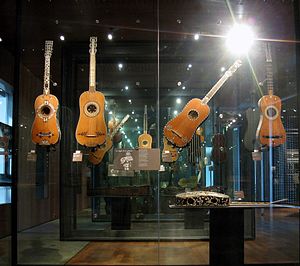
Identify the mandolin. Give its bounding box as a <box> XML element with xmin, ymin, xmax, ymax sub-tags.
<box><xmin>89</xmin><ymin>114</ymin><xmax>130</xmax><ymax>165</ymax></box>
<box><xmin>75</xmin><ymin>37</ymin><xmax>107</xmax><ymax>147</ymax></box>
<box><xmin>32</xmin><ymin>41</ymin><xmax>60</xmax><ymax>146</ymax></box>
<box><xmin>164</xmin><ymin>60</ymin><xmax>242</xmax><ymax>147</ymax></box>
<box><xmin>257</xmin><ymin>43</ymin><xmax>286</xmax><ymax>147</ymax></box>
<box><xmin>138</xmin><ymin>105</ymin><xmax>152</xmax><ymax>149</ymax></box>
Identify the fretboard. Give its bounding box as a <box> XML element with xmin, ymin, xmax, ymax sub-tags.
<box><xmin>202</xmin><ymin>60</ymin><xmax>242</xmax><ymax>105</ymax></box>
<box><xmin>266</xmin><ymin>62</ymin><xmax>274</xmax><ymax>96</ymax></box>
<box><xmin>143</xmin><ymin>105</ymin><xmax>148</xmax><ymax>134</ymax></box>
<box><xmin>43</xmin><ymin>55</ymin><xmax>51</xmax><ymax>95</ymax></box>
<box><xmin>89</xmin><ymin>53</ymin><xmax>96</xmax><ymax>92</ymax></box>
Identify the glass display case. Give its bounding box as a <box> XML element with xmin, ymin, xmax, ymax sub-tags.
<box><xmin>0</xmin><ymin>0</ymin><xmax>299</xmax><ymax>265</ymax></box>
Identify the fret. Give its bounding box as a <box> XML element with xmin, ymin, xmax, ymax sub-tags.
<box><xmin>89</xmin><ymin>37</ymin><xmax>97</xmax><ymax>92</ymax></box>
<box><xmin>43</xmin><ymin>41</ymin><xmax>53</xmax><ymax>95</ymax></box>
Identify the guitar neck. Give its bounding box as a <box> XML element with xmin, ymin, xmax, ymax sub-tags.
<box><xmin>143</xmin><ymin>105</ymin><xmax>148</xmax><ymax>134</ymax></box>
<box><xmin>111</xmin><ymin>114</ymin><xmax>130</xmax><ymax>138</ymax></box>
<box><xmin>202</xmin><ymin>59</ymin><xmax>242</xmax><ymax>105</ymax></box>
<box><xmin>43</xmin><ymin>41</ymin><xmax>53</xmax><ymax>95</ymax></box>
<box><xmin>266</xmin><ymin>62</ymin><xmax>274</xmax><ymax>96</ymax></box>
<box><xmin>89</xmin><ymin>52</ymin><xmax>96</xmax><ymax>92</ymax></box>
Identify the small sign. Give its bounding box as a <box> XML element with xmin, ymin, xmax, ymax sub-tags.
<box><xmin>137</xmin><ymin>148</ymin><xmax>160</xmax><ymax>170</ymax></box>
<box><xmin>113</xmin><ymin>149</ymin><xmax>136</xmax><ymax>171</ymax></box>
<box><xmin>108</xmin><ymin>164</ymin><xmax>134</xmax><ymax>177</ymax></box>
<box><xmin>162</xmin><ymin>150</ymin><xmax>173</xmax><ymax>163</ymax></box>
<box><xmin>72</xmin><ymin>150</ymin><xmax>83</xmax><ymax>162</ymax></box>
<box><xmin>252</xmin><ymin>150</ymin><xmax>262</xmax><ymax>161</ymax></box>
<box><xmin>234</xmin><ymin>191</ymin><xmax>245</xmax><ymax>200</ymax></box>
<box><xmin>27</xmin><ymin>150</ymin><xmax>37</xmax><ymax>162</ymax></box>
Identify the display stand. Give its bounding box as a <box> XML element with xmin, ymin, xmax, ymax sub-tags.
<box><xmin>169</xmin><ymin>203</ymin><xmax>292</xmax><ymax>266</ymax></box>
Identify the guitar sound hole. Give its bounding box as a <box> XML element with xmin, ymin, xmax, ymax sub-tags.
<box><xmin>188</xmin><ymin>110</ymin><xmax>199</xmax><ymax>120</ymax></box>
<box><xmin>41</xmin><ymin>106</ymin><xmax>51</xmax><ymax>115</ymax></box>
<box><xmin>266</xmin><ymin>107</ymin><xmax>277</xmax><ymax>118</ymax></box>
<box><xmin>143</xmin><ymin>140</ymin><xmax>148</xmax><ymax>145</ymax></box>
<box><xmin>87</xmin><ymin>104</ymin><xmax>97</xmax><ymax>114</ymax></box>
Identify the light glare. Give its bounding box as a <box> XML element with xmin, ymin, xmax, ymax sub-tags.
<box><xmin>226</xmin><ymin>24</ymin><xmax>254</xmax><ymax>54</ymax></box>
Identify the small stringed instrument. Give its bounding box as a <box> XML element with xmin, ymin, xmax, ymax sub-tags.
<box><xmin>162</xmin><ymin>137</ymin><xmax>178</xmax><ymax>162</ymax></box>
<box><xmin>162</xmin><ymin>107</ymin><xmax>178</xmax><ymax>162</ymax></box>
<box><xmin>138</xmin><ymin>105</ymin><xmax>152</xmax><ymax>149</ymax></box>
<box><xmin>32</xmin><ymin>41</ymin><xmax>60</xmax><ymax>145</ymax></box>
<box><xmin>75</xmin><ymin>37</ymin><xmax>107</xmax><ymax>147</ymax></box>
<box><xmin>108</xmin><ymin>110</ymin><xmax>122</xmax><ymax>144</ymax></box>
<box><xmin>257</xmin><ymin>43</ymin><xmax>286</xmax><ymax>147</ymax></box>
<box><xmin>164</xmin><ymin>60</ymin><xmax>242</xmax><ymax>147</ymax></box>
<box><xmin>89</xmin><ymin>114</ymin><xmax>130</xmax><ymax>165</ymax></box>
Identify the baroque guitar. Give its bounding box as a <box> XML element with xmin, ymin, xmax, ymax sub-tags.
<box><xmin>164</xmin><ymin>60</ymin><xmax>242</xmax><ymax>148</ymax></box>
<box><xmin>31</xmin><ymin>41</ymin><xmax>60</xmax><ymax>145</ymax></box>
<box><xmin>75</xmin><ymin>37</ymin><xmax>107</xmax><ymax>147</ymax></box>
<box><xmin>89</xmin><ymin>114</ymin><xmax>130</xmax><ymax>165</ymax></box>
<box><xmin>257</xmin><ymin>43</ymin><xmax>286</xmax><ymax>147</ymax></box>
<box><xmin>138</xmin><ymin>105</ymin><xmax>152</xmax><ymax>149</ymax></box>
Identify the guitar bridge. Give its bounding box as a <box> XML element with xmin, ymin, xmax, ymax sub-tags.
<box><xmin>262</xmin><ymin>135</ymin><xmax>283</xmax><ymax>139</ymax></box>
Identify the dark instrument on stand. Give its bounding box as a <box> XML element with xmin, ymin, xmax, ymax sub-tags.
<box><xmin>244</xmin><ymin>92</ymin><xmax>260</xmax><ymax>151</ymax></box>
<box><xmin>89</xmin><ymin>114</ymin><xmax>130</xmax><ymax>165</ymax></box>
<box><xmin>211</xmin><ymin>133</ymin><xmax>227</xmax><ymax>164</ymax></box>
<box><xmin>31</xmin><ymin>41</ymin><xmax>60</xmax><ymax>145</ymax></box>
<box><xmin>138</xmin><ymin>105</ymin><xmax>152</xmax><ymax>149</ymax></box>
<box><xmin>164</xmin><ymin>60</ymin><xmax>242</xmax><ymax>148</ymax></box>
<box><xmin>75</xmin><ymin>37</ymin><xmax>107</xmax><ymax>147</ymax></box>
<box><xmin>257</xmin><ymin>42</ymin><xmax>286</xmax><ymax>147</ymax></box>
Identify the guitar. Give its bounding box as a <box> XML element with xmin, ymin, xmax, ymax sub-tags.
<box><xmin>89</xmin><ymin>114</ymin><xmax>130</xmax><ymax>165</ymax></box>
<box><xmin>31</xmin><ymin>41</ymin><xmax>60</xmax><ymax>145</ymax></box>
<box><xmin>164</xmin><ymin>59</ymin><xmax>242</xmax><ymax>147</ymax></box>
<box><xmin>75</xmin><ymin>37</ymin><xmax>107</xmax><ymax>147</ymax></box>
<box><xmin>257</xmin><ymin>43</ymin><xmax>286</xmax><ymax>147</ymax></box>
<box><xmin>162</xmin><ymin>107</ymin><xmax>178</xmax><ymax>162</ymax></box>
<box><xmin>138</xmin><ymin>105</ymin><xmax>152</xmax><ymax>149</ymax></box>
<box><xmin>108</xmin><ymin>110</ymin><xmax>122</xmax><ymax>144</ymax></box>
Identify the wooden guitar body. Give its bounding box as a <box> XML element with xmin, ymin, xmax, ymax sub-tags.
<box><xmin>257</xmin><ymin>95</ymin><xmax>286</xmax><ymax>147</ymax></box>
<box><xmin>75</xmin><ymin>91</ymin><xmax>107</xmax><ymax>147</ymax></box>
<box><xmin>88</xmin><ymin>137</ymin><xmax>112</xmax><ymax>165</ymax></box>
<box><xmin>162</xmin><ymin>137</ymin><xmax>178</xmax><ymax>162</ymax></box>
<box><xmin>164</xmin><ymin>98</ymin><xmax>210</xmax><ymax>147</ymax></box>
<box><xmin>138</xmin><ymin>133</ymin><xmax>152</xmax><ymax>149</ymax></box>
<box><xmin>31</xmin><ymin>94</ymin><xmax>60</xmax><ymax>145</ymax></box>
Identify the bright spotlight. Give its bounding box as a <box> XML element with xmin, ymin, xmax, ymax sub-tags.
<box><xmin>226</xmin><ymin>24</ymin><xmax>254</xmax><ymax>54</ymax></box>
<box><xmin>174</xmin><ymin>110</ymin><xmax>178</xmax><ymax>115</ymax></box>
<box><xmin>176</xmin><ymin>98</ymin><xmax>182</xmax><ymax>104</ymax></box>
<box><xmin>107</xmin><ymin>33</ymin><xmax>113</xmax><ymax>40</ymax></box>
<box><xmin>194</xmin><ymin>33</ymin><xmax>200</xmax><ymax>40</ymax></box>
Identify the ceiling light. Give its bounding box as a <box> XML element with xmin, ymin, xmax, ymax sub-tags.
<box><xmin>174</xmin><ymin>110</ymin><xmax>178</xmax><ymax>115</ymax></box>
<box><xmin>221</xmin><ymin>67</ymin><xmax>225</xmax><ymax>72</ymax></box>
<box><xmin>118</xmin><ymin>63</ymin><xmax>123</xmax><ymax>70</ymax></box>
<box><xmin>194</xmin><ymin>33</ymin><xmax>200</xmax><ymax>40</ymax></box>
<box><xmin>182</xmin><ymin>86</ymin><xmax>186</xmax><ymax>90</ymax></box>
<box><xmin>107</xmin><ymin>33</ymin><xmax>113</xmax><ymax>40</ymax></box>
<box><xmin>125</xmin><ymin>86</ymin><xmax>129</xmax><ymax>91</ymax></box>
<box><xmin>188</xmin><ymin>64</ymin><xmax>192</xmax><ymax>68</ymax></box>
<box><xmin>138</xmin><ymin>131</ymin><xmax>141</xmax><ymax>134</ymax></box>
<box><xmin>176</xmin><ymin>98</ymin><xmax>182</xmax><ymax>104</ymax></box>
<box><xmin>132</xmin><ymin>111</ymin><xmax>134</xmax><ymax>114</ymax></box>
<box><xmin>0</xmin><ymin>37</ymin><xmax>2</xmax><ymax>42</ymax></box>
<box><xmin>134</xmin><ymin>118</ymin><xmax>138</xmax><ymax>122</ymax></box>
<box><xmin>177</xmin><ymin>81</ymin><xmax>182</xmax><ymax>86</ymax></box>
<box><xmin>127</xmin><ymin>139</ymin><xmax>130</xmax><ymax>143</ymax></box>
<box><xmin>59</xmin><ymin>35</ymin><xmax>65</xmax><ymax>41</ymax></box>
<box><xmin>232</xmin><ymin>119</ymin><xmax>236</xmax><ymax>123</ymax></box>
<box><xmin>226</xmin><ymin>24</ymin><xmax>255</xmax><ymax>54</ymax></box>
<box><xmin>128</xmin><ymin>99</ymin><xmax>132</xmax><ymax>103</ymax></box>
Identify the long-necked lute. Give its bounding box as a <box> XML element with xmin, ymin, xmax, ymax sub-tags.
<box><xmin>138</xmin><ymin>105</ymin><xmax>152</xmax><ymax>149</ymax></box>
<box><xmin>75</xmin><ymin>37</ymin><xmax>107</xmax><ymax>147</ymax></box>
<box><xmin>89</xmin><ymin>114</ymin><xmax>130</xmax><ymax>165</ymax></box>
<box><xmin>164</xmin><ymin>60</ymin><xmax>242</xmax><ymax>147</ymax></box>
<box><xmin>32</xmin><ymin>41</ymin><xmax>60</xmax><ymax>145</ymax></box>
<box><xmin>257</xmin><ymin>43</ymin><xmax>286</xmax><ymax>147</ymax></box>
